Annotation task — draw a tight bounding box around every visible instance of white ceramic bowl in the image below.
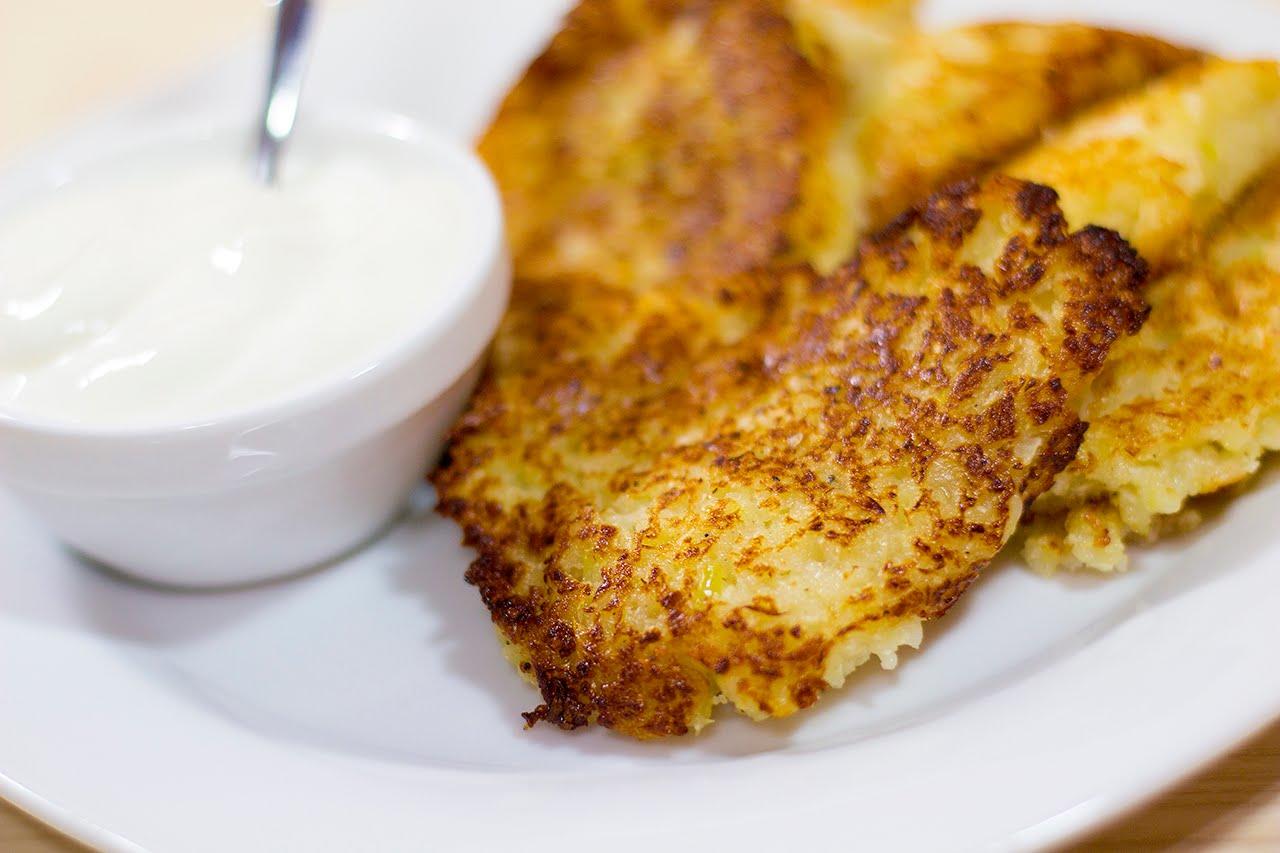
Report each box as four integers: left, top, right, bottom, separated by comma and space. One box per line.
0, 111, 509, 588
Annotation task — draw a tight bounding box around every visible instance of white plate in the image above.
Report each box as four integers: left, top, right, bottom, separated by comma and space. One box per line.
3, 1, 1280, 850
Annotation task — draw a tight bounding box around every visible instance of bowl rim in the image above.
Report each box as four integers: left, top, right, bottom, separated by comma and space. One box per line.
0, 107, 507, 443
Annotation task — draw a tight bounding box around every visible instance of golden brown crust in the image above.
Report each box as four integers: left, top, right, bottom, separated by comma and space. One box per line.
434, 177, 1148, 737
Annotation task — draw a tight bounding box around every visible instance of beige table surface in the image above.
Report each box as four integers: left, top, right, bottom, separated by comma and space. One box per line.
2, 1, 1279, 850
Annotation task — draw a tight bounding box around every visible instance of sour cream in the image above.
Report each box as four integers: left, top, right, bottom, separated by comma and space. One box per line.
0, 132, 476, 427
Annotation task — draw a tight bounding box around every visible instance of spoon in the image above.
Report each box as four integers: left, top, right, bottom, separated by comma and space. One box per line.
254, 0, 313, 185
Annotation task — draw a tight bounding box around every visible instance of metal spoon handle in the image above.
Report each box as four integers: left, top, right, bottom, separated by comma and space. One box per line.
255, 0, 313, 185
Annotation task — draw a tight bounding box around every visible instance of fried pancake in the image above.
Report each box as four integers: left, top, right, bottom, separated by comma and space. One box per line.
438, 53, 1280, 737
479, 0, 914, 288
1023, 169, 1280, 573
860, 23, 1198, 228
437, 177, 1149, 736
1007, 60, 1280, 269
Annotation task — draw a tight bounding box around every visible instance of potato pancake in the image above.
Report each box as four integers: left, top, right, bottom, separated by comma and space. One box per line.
478, 0, 914, 288
1008, 60, 1280, 268
1024, 169, 1280, 573
438, 176, 1153, 737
